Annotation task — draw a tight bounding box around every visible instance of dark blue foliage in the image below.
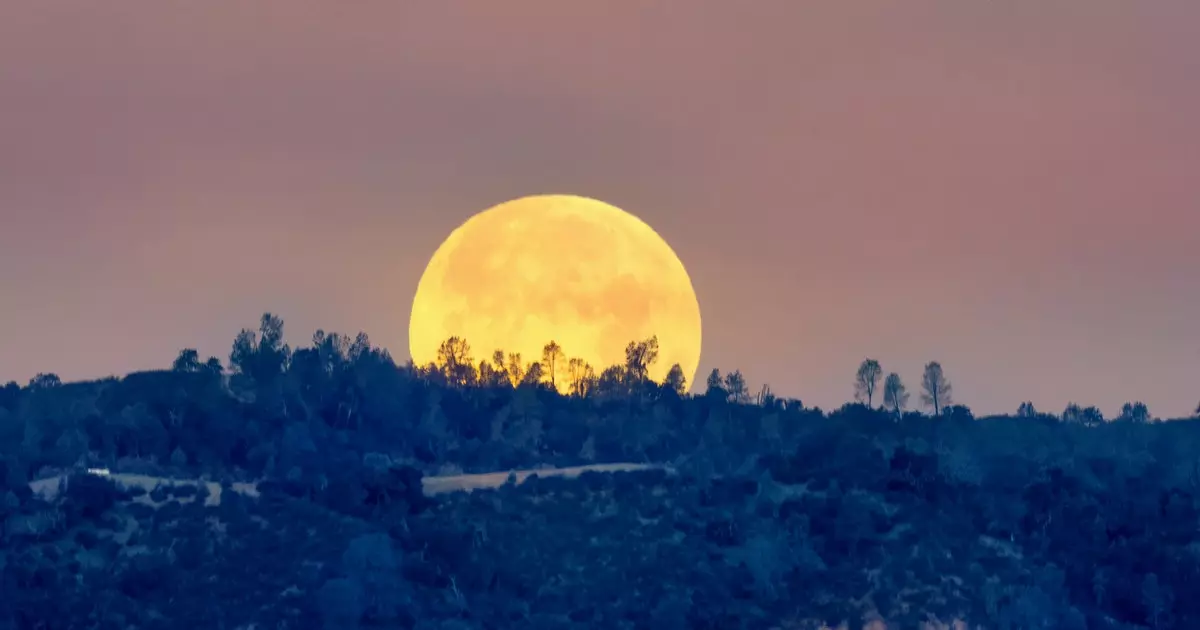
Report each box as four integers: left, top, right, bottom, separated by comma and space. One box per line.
1, 317, 1198, 628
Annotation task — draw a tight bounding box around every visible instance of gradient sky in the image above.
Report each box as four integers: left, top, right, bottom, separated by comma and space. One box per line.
2, 2, 1198, 418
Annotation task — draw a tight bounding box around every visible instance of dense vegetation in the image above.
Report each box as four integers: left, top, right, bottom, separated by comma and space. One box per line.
2, 313, 1199, 629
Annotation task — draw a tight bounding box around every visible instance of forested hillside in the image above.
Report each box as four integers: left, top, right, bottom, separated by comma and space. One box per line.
2, 314, 1199, 629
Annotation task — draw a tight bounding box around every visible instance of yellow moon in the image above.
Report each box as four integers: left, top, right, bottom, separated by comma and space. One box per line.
409, 194, 702, 391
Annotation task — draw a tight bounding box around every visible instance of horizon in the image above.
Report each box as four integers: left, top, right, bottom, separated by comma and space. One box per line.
2, 2, 1198, 418
6, 312, 1193, 422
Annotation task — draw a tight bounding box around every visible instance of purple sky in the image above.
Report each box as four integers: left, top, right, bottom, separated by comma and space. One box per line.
2, 2, 1198, 417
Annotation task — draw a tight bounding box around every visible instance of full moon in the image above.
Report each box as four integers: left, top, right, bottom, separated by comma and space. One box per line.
409, 194, 702, 391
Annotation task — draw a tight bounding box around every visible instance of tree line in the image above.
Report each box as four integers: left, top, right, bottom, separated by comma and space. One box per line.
414, 334, 690, 402
168, 321, 1197, 424
851, 357, 1167, 424
3, 313, 1194, 427
852, 358, 956, 417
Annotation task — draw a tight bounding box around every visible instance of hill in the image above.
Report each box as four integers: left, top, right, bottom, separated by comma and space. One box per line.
2, 316, 1198, 628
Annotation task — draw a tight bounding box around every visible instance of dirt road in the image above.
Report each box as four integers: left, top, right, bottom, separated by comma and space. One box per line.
28, 462, 667, 505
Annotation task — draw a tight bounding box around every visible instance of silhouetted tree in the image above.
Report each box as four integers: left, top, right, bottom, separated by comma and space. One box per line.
920, 361, 952, 415
172, 349, 202, 372
28, 373, 61, 390
705, 369, 726, 400
623, 336, 660, 384
520, 362, 545, 388
0, 380, 20, 411
854, 359, 883, 407
504, 352, 525, 387
883, 373, 908, 416
663, 363, 687, 396
595, 365, 628, 400
1017, 401, 1037, 418
230, 312, 291, 382
348, 332, 375, 363
723, 370, 749, 404
488, 350, 510, 386
435, 337, 475, 387
1118, 401, 1151, 423
1062, 403, 1104, 426
203, 357, 223, 375
566, 358, 595, 397
541, 341, 565, 389
313, 329, 351, 370
755, 384, 777, 408
1081, 405, 1105, 426
941, 404, 974, 422
478, 358, 505, 387
260, 312, 285, 348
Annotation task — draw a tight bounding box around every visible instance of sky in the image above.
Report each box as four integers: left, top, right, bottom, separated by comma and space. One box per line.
1, 2, 1198, 418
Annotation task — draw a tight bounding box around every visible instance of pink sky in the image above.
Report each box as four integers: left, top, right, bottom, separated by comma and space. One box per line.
1, 2, 1197, 417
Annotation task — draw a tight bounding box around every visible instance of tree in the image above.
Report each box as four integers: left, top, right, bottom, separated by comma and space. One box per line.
1062, 403, 1104, 427
723, 370, 749, 404
594, 365, 628, 400
942, 404, 974, 422
1118, 401, 1151, 423
313, 329, 351, 370
173, 349, 201, 372
566, 358, 595, 397
883, 373, 908, 416
755, 384, 777, 408
504, 352, 525, 387
854, 359, 883, 407
435, 336, 475, 387
260, 312, 285, 350
488, 350, 510, 386
203, 357, 223, 375
230, 312, 291, 382
920, 361, 952, 415
520, 362, 545, 388
1017, 401, 1037, 418
541, 341, 565, 389
230, 329, 256, 373
623, 336, 660, 384
662, 363, 687, 396
28, 373, 61, 389
477, 359, 506, 387
705, 369, 726, 400
1082, 406, 1105, 426
0, 381, 20, 412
